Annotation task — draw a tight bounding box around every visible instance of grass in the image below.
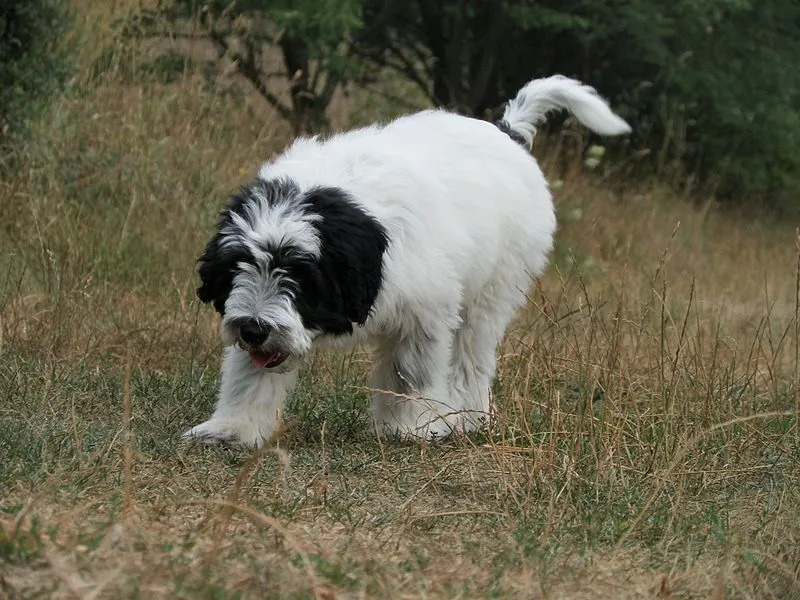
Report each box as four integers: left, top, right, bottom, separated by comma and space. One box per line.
1, 2, 799, 598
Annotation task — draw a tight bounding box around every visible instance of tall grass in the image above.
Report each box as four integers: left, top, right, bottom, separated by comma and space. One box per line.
0, 3, 798, 598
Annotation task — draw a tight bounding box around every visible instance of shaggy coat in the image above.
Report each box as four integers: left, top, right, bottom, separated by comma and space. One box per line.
185, 75, 630, 447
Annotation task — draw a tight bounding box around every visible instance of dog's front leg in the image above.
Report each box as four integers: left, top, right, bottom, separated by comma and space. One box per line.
183, 347, 297, 448
371, 323, 460, 440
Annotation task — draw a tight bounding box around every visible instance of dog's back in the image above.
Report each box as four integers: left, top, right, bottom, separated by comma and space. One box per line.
261, 114, 547, 331
263, 76, 629, 292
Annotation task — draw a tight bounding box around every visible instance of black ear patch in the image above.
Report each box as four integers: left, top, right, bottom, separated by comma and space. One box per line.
294, 187, 389, 335
196, 184, 262, 314
196, 238, 253, 315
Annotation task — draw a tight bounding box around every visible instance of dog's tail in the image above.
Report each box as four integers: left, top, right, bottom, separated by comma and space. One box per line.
497, 75, 631, 150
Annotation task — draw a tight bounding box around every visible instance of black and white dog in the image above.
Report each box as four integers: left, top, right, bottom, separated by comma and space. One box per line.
184, 75, 630, 448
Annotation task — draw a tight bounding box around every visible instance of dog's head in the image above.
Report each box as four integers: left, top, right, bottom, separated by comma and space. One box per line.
197, 177, 388, 371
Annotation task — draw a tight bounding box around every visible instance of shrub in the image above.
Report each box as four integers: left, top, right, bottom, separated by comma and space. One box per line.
0, 0, 71, 152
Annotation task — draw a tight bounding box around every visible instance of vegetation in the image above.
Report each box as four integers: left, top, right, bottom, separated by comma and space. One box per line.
0, 0, 72, 151
1, 2, 799, 598
131, 0, 363, 134
131, 0, 800, 207
364, 0, 800, 206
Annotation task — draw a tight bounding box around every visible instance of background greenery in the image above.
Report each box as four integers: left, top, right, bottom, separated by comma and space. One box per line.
1, 1, 799, 598
125, 0, 800, 209
0, 0, 72, 153
6, 0, 799, 208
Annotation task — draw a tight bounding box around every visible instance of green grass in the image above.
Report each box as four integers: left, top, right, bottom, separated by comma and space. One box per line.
1, 3, 799, 598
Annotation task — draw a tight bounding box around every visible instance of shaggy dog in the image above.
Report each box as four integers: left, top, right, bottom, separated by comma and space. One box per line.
184, 75, 630, 448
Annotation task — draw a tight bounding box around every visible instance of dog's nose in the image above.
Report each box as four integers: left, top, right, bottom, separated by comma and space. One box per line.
239, 320, 270, 347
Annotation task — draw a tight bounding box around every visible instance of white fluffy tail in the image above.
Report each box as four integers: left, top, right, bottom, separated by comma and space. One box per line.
501, 75, 631, 149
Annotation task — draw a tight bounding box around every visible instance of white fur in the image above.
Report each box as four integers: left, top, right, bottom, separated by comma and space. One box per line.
223, 190, 322, 257
184, 75, 630, 447
502, 75, 631, 148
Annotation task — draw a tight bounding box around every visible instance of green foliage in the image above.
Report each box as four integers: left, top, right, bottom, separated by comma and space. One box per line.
366, 0, 800, 206
0, 0, 71, 150
128, 0, 800, 205
144, 0, 362, 133
528, 0, 800, 205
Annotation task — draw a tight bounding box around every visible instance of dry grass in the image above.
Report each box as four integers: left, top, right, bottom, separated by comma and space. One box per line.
1, 3, 799, 598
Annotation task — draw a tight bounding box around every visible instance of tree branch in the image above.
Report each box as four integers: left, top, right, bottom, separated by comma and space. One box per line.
209, 29, 293, 122
468, 7, 507, 113
318, 67, 340, 110
352, 39, 435, 106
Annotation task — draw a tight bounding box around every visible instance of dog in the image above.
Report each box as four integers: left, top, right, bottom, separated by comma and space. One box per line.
184, 75, 630, 448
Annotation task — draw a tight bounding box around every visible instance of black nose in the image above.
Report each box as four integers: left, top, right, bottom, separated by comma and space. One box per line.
239, 320, 270, 346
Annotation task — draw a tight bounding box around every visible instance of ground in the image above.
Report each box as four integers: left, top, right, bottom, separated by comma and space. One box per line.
0, 3, 798, 598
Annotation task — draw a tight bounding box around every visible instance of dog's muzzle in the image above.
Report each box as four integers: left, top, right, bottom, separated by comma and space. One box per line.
240, 320, 270, 346
236, 319, 289, 369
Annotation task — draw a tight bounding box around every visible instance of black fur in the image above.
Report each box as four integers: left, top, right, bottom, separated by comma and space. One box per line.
293, 186, 388, 335
196, 241, 254, 315
196, 179, 300, 314
196, 178, 389, 336
494, 119, 528, 147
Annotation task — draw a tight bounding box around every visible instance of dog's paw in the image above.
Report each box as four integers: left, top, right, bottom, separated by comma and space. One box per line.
377, 414, 458, 443
182, 420, 264, 449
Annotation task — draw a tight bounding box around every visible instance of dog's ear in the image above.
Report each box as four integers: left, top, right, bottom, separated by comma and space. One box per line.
197, 185, 261, 314
197, 224, 255, 316
197, 236, 247, 315
197, 235, 238, 314
295, 187, 388, 334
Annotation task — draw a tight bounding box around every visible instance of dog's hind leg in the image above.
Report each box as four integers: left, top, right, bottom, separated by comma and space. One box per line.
449, 318, 496, 432
449, 279, 531, 433
370, 320, 461, 440
183, 347, 298, 448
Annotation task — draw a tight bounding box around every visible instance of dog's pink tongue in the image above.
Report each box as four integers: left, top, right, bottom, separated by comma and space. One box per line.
249, 351, 274, 368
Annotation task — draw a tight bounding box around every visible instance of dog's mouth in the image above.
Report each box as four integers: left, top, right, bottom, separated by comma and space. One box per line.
248, 350, 288, 369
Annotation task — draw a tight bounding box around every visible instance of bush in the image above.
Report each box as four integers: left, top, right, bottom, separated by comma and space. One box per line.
358, 0, 800, 207
552, 1, 800, 205
0, 0, 71, 151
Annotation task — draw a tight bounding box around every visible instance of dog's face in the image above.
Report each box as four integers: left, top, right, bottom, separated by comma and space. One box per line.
197, 177, 388, 371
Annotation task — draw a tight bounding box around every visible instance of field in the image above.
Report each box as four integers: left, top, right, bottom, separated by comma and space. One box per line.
1, 5, 799, 599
